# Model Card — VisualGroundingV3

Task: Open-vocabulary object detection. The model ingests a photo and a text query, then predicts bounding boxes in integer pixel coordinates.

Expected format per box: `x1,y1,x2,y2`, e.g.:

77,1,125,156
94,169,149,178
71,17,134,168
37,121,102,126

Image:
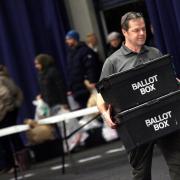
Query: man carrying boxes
97,12,180,180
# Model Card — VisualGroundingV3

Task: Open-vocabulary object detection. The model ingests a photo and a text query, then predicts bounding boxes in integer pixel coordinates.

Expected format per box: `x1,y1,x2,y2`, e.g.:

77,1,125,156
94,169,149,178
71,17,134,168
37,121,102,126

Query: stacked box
96,55,178,112
96,54,180,151
115,90,180,151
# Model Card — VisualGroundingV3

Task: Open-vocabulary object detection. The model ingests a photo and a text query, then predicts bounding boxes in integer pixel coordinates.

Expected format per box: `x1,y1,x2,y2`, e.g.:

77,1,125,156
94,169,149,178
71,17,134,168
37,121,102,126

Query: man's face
122,18,146,47
65,38,77,47
87,35,97,46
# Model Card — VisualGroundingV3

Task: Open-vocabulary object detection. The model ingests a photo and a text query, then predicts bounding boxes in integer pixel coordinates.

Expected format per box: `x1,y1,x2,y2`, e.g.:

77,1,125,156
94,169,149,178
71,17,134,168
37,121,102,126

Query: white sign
131,75,158,95
145,111,171,131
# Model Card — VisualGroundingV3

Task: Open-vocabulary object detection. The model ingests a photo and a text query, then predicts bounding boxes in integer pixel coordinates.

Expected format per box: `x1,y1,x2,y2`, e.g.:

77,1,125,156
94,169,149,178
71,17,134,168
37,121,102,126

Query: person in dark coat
65,30,100,108
34,54,68,114
0,65,24,173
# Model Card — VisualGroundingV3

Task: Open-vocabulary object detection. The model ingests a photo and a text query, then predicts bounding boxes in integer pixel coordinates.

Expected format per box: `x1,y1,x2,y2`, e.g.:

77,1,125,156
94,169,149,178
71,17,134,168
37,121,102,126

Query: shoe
7,167,15,174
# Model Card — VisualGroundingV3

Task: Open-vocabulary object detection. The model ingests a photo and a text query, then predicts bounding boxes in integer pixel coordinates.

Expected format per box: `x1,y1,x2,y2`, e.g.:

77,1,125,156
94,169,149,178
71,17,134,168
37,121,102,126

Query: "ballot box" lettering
131,75,158,95
145,111,172,131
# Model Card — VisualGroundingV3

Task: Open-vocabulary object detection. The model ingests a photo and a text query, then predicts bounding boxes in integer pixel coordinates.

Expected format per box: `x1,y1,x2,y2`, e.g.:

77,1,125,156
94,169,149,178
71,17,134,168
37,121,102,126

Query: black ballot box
96,54,178,112
114,90,180,152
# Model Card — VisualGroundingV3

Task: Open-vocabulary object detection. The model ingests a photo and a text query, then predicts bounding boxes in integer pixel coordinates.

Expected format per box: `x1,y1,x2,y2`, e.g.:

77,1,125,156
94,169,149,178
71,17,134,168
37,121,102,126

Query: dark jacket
106,44,121,57
38,65,67,107
67,42,100,102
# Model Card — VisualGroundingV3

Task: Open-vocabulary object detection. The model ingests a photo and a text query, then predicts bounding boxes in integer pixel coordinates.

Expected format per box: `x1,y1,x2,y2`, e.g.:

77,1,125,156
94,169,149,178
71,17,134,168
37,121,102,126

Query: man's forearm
96,93,108,114
96,93,117,128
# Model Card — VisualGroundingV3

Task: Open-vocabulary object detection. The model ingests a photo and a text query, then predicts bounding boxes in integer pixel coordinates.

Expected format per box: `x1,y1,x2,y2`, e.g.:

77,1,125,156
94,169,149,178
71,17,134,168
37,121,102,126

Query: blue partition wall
0,0,69,121
145,0,180,77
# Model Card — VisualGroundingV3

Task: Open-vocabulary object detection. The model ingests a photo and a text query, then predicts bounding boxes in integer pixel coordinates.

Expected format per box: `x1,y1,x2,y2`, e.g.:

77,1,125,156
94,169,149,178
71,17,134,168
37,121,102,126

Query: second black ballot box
114,90,180,151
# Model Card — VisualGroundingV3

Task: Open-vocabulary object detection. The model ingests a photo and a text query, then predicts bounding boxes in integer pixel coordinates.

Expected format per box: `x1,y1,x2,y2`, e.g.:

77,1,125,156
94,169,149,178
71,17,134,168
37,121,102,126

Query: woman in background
34,54,68,115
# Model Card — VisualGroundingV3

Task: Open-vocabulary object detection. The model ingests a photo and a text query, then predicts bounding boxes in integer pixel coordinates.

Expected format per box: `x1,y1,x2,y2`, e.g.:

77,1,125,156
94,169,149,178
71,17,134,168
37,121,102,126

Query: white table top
0,106,99,137
38,106,99,125
0,125,30,137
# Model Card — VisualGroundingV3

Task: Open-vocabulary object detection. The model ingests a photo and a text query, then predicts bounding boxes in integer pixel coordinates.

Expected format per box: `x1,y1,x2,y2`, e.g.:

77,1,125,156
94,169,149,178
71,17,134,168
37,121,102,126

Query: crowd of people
0,12,160,175
0,29,121,174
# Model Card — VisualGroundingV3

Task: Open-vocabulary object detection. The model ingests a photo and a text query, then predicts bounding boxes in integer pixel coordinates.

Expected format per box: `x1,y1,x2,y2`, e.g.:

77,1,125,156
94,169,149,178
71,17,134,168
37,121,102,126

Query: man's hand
67,91,73,96
62,104,69,110
176,78,180,83
102,105,117,129
97,93,118,129
36,94,42,100
84,80,96,90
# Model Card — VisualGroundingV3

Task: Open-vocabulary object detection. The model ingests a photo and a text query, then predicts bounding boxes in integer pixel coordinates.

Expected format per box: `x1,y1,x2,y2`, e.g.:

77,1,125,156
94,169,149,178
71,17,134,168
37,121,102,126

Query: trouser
74,90,90,108
128,130,180,180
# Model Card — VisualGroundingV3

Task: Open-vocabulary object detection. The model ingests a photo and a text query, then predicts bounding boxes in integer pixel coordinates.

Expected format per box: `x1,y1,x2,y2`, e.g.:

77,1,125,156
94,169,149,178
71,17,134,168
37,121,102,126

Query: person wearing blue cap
65,30,80,42
65,30,101,108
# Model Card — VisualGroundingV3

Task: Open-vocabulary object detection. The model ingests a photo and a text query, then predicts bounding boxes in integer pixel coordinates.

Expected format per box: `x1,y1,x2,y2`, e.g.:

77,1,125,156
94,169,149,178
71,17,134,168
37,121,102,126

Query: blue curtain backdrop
145,0,180,77
0,0,69,122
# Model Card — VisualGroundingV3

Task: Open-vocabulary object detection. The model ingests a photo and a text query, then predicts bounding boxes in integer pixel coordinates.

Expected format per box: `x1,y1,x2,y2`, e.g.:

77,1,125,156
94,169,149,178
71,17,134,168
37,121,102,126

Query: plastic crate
115,90,180,151
96,54,178,112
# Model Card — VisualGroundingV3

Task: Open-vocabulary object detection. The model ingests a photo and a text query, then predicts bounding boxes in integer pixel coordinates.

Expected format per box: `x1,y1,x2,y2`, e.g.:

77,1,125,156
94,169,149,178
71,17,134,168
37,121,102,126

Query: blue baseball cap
65,30,80,41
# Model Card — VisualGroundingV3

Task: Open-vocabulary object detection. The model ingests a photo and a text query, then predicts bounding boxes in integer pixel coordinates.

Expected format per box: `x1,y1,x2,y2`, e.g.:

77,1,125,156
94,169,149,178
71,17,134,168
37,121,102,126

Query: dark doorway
97,0,152,44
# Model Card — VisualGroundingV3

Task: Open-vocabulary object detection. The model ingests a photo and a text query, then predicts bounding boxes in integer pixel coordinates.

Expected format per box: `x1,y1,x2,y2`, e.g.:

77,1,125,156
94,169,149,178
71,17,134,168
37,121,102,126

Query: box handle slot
146,99,159,106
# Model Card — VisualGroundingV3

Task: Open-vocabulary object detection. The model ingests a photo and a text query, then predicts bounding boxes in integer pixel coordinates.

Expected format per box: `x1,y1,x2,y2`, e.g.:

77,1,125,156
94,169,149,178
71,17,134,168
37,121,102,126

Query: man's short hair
86,33,96,38
121,12,144,31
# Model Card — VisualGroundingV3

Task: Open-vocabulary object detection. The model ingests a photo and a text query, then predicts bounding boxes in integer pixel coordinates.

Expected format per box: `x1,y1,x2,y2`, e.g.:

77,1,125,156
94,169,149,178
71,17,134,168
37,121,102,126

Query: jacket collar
121,43,149,55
